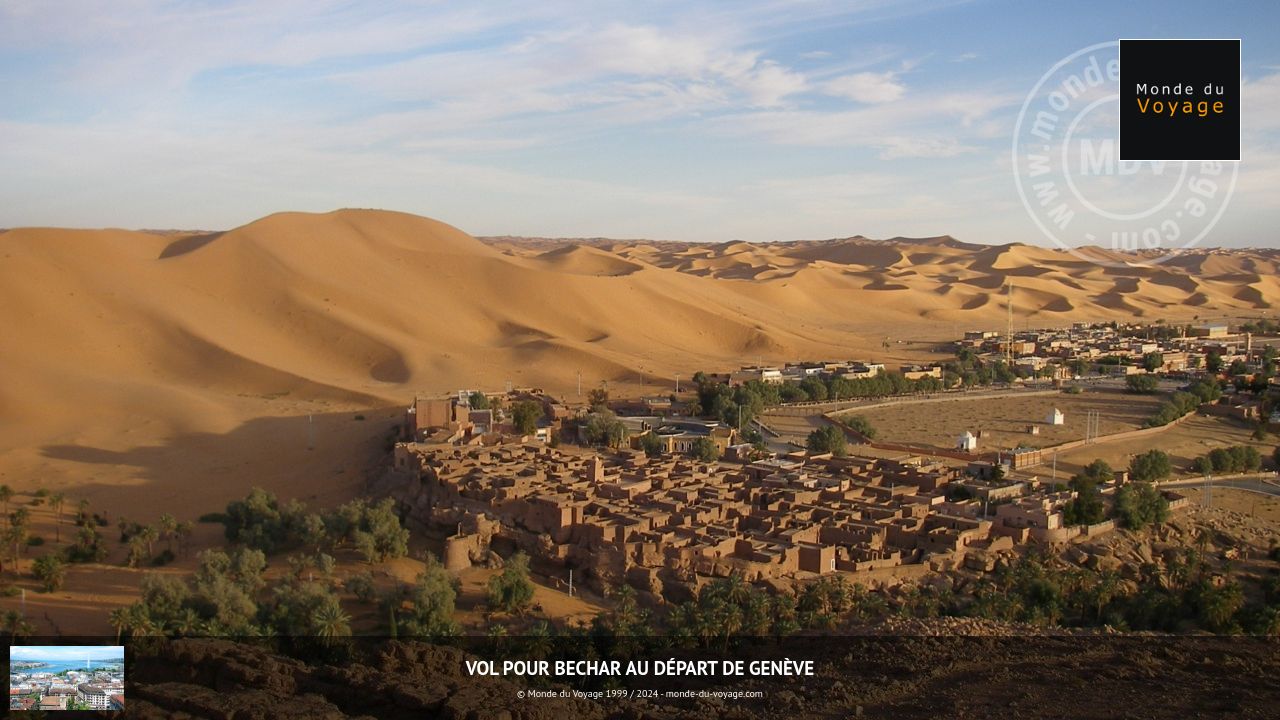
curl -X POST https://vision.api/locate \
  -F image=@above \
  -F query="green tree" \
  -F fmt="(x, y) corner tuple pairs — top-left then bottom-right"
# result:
(842, 414), (877, 439)
(511, 400), (542, 435)
(175, 520), (194, 557)
(1125, 374), (1160, 394)
(311, 596), (352, 638)
(468, 391), (490, 409)
(108, 606), (131, 644)
(691, 437), (720, 463)
(1142, 352), (1164, 372)
(402, 554), (459, 637)
(1128, 449), (1172, 483)
(639, 432), (664, 458)
(487, 552), (535, 616)
(584, 410), (628, 448)
(32, 554), (65, 592)
(345, 571), (377, 603)
(158, 514), (178, 553)
(1112, 482), (1170, 531)
(3, 609), (33, 642)
(587, 387), (610, 410)
(806, 425), (847, 456)
(1064, 473), (1105, 526)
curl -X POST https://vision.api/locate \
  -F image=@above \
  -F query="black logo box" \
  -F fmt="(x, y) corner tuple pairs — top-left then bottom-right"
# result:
(1120, 39), (1240, 161)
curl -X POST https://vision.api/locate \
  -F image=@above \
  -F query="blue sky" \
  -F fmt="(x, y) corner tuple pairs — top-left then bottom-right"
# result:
(1, 0), (1276, 245)
(10, 645), (123, 662)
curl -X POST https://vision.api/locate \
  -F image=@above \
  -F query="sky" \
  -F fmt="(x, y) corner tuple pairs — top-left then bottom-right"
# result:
(0, 0), (1277, 246)
(10, 645), (123, 662)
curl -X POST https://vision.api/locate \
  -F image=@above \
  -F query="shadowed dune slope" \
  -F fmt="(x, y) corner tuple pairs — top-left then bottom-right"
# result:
(2, 210), (1276, 486)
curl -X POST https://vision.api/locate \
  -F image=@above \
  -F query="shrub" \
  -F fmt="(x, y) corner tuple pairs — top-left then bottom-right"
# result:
(1125, 374), (1159, 394)
(807, 425), (848, 456)
(32, 554), (66, 593)
(843, 415), (877, 440)
(198, 512), (228, 524)
(345, 571), (378, 604)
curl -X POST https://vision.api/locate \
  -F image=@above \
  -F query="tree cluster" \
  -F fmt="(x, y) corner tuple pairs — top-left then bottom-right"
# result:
(1062, 459), (1111, 526)
(1112, 482), (1170, 531)
(220, 488), (409, 563)
(1145, 380), (1221, 427)
(1128, 449), (1172, 483)
(1191, 445), (1263, 475)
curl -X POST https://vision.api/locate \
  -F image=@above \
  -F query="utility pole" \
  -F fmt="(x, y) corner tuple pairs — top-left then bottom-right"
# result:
(675, 374), (680, 394)
(1006, 281), (1015, 365)
(577, 370), (582, 398)
(307, 414), (315, 450)
(568, 568), (574, 598)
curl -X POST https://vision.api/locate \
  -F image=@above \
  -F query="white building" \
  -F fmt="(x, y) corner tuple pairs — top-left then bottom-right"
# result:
(76, 684), (112, 710)
(1046, 408), (1065, 425)
(957, 430), (978, 452)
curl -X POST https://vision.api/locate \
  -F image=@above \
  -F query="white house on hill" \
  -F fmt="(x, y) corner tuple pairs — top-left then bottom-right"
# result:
(1046, 408), (1065, 425)
(957, 430), (978, 452)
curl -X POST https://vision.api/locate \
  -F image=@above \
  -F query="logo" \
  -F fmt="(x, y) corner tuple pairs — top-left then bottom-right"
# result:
(1012, 41), (1238, 265)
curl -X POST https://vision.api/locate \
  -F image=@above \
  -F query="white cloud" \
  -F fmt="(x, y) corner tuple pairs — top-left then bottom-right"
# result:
(824, 71), (906, 103)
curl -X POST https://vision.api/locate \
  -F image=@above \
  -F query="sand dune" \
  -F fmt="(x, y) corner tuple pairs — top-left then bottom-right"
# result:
(2, 208), (1278, 525)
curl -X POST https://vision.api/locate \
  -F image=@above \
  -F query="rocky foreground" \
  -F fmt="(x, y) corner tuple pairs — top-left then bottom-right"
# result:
(105, 622), (1279, 720)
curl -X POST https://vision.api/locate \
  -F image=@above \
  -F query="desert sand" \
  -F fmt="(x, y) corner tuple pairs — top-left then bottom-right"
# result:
(5, 208), (1278, 517)
(3, 208), (1279, 633)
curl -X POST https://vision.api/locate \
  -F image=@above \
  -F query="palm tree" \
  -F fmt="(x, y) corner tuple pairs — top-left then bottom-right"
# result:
(175, 520), (193, 557)
(76, 498), (90, 527)
(50, 492), (65, 543)
(158, 514), (177, 553)
(171, 607), (201, 637)
(10, 507), (29, 556)
(140, 525), (158, 557)
(126, 604), (157, 636)
(312, 600), (351, 639)
(524, 620), (555, 660)
(4, 609), (34, 641)
(109, 606), (131, 644)
(126, 536), (148, 568)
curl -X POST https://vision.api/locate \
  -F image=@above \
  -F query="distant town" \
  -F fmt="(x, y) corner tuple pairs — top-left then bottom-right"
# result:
(376, 320), (1278, 599)
(8, 647), (125, 712)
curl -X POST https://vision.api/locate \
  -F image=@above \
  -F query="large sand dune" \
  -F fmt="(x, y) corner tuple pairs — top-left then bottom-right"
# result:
(2, 208), (1277, 520)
